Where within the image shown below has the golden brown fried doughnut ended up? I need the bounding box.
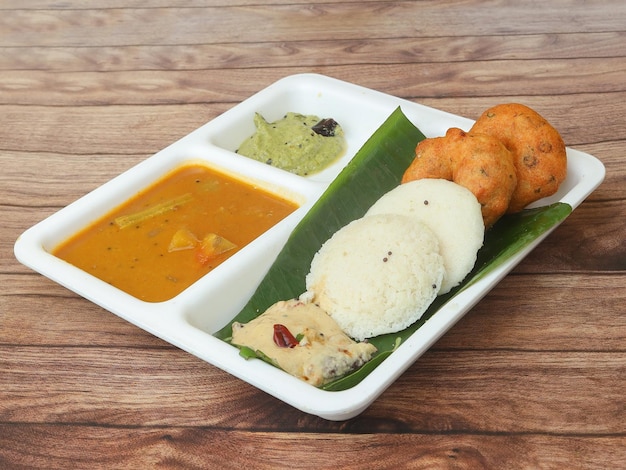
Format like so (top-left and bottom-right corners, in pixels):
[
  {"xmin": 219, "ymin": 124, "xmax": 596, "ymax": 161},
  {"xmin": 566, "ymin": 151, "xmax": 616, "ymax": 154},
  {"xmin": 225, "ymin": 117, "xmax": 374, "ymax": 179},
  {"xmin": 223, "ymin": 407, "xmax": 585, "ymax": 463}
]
[
  {"xmin": 402, "ymin": 128, "xmax": 517, "ymax": 227},
  {"xmin": 470, "ymin": 103, "xmax": 567, "ymax": 213}
]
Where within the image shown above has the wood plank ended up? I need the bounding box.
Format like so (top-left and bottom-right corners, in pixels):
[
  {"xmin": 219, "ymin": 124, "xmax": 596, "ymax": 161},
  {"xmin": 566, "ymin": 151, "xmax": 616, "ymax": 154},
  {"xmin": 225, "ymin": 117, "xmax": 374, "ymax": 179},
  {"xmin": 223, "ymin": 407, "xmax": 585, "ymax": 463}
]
[
  {"xmin": 0, "ymin": 425, "xmax": 624, "ymax": 470},
  {"xmin": 1, "ymin": 0, "xmax": 386, "ymax": 9},
  {"xmin": 1, "ymin": 90, "xmax": 625, "ymax": 155},
  {"xmin": 0, "ymin": 105, "xmax": 229, "ymax": 155},
  {"xmin": 0, "ymin": 345, "xmax": 623, "ymax": 433},
  {"xmin": 3, "ymin": 3, "xmax": 625, "ymax": 48},
  {"xmin": 2, "ymin": 58, "xmax": 626, "ymax": 107},
  {"xmin": 434, "ymin": 273, "xmax": 626, "ymax": 351},
  {"xmin": 372, "ymin": 349, "xmax": 625, "ymax": 435},
  {"xmin": 515, "ymin": 200, "xmax": 626, "ymax": 273},
  {"xmin": 0, "ymin": 287, "xmax": 164, "ymax": 347},
  {"xmin": 2, "ymin": 32, "xmax": 625, "ymax": 72}
]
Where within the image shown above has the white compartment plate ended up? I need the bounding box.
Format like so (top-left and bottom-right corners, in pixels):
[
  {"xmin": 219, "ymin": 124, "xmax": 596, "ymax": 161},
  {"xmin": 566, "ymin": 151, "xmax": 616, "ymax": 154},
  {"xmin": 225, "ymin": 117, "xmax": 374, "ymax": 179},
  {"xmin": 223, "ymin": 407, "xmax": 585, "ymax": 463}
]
[{"xmin": 14, "ymin": 74, "xmax": 605, "ymax": 420}]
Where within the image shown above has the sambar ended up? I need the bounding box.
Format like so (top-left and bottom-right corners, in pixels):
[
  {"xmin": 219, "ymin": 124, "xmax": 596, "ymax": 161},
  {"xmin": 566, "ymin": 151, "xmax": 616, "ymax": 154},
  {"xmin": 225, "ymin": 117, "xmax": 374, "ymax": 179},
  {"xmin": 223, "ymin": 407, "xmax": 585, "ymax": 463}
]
[{"xmin": 53, "ymin": 162, "xmax": 299, "ymax": 302}]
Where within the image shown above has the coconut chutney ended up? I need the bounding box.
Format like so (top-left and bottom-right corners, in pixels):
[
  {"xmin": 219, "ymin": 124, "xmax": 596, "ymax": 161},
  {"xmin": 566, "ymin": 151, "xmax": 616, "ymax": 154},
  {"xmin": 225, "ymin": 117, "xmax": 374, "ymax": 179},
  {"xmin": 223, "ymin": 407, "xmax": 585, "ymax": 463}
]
[{"xmin": 236, "ymin": 112, "xmax": 346, "ymax": 176}]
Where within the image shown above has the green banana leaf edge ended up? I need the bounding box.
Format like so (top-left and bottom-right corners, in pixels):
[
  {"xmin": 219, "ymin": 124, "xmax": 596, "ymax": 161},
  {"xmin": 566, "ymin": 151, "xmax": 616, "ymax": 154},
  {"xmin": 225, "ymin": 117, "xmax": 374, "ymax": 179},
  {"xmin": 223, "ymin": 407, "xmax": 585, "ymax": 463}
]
[{"xmin": 214, "ymin": 106, "xmax": 572, "ymax": 391}]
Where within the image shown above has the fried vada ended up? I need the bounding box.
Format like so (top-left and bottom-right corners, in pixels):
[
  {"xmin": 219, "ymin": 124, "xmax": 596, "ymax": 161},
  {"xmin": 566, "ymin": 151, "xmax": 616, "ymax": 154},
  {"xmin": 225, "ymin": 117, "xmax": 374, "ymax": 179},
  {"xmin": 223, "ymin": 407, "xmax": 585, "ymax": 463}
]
[
  {"xmin": 401, "ymin": 133, "xmax": 454, "ymax": 181},
  {"xmin": 402, "ymin": 128, "xmax": 517, "ymax": 227},
  {"xmin": 470, "ymin": 103, "xmax": 567, "ymax": 213}
]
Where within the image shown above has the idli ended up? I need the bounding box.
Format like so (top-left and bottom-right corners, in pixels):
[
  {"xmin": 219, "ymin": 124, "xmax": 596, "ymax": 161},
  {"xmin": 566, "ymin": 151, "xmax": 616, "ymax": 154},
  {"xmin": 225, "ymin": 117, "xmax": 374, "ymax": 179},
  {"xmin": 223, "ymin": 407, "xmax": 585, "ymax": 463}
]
[
  {"xmin": 366, "ymin": 179, "xmax": 484, "ymax": 294},
  {"xmin": 305, "ymin": 213, "xmax": 444, "ymax": 341}
]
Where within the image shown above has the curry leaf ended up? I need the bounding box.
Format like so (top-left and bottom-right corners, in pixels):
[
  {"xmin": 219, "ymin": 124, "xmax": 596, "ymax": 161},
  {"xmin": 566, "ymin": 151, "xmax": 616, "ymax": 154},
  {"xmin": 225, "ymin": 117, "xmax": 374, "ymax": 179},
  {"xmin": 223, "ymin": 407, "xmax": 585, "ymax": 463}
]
[{"xmin": 238, "ymin": 346, "xmax": 258, "ymax": 360}]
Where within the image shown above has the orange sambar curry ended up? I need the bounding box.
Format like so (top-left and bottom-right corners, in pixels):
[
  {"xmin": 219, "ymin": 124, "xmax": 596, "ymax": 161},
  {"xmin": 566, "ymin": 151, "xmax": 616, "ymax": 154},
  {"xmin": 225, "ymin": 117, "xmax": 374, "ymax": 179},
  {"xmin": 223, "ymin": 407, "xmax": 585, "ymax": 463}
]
[{"xmin": 53, "ymin": 163, "xmax": 299, "ymax": 302}]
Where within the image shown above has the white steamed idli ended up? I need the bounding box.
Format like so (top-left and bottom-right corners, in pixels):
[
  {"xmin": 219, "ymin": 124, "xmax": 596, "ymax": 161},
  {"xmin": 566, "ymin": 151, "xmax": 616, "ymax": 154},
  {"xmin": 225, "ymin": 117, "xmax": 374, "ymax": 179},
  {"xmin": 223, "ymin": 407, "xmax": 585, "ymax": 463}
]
[
  {"xmin": 304, "ymin": 213, "xmax": 444, "ymax": 341},
  {"xmin": 366, "ymin": 178, "xmax": 484, "ymax": 294}
]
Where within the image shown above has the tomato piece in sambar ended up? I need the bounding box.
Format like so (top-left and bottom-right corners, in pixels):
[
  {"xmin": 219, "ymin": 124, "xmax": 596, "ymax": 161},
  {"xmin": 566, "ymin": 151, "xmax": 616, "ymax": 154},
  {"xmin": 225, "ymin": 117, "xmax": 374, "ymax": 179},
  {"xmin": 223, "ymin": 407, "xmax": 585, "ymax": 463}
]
[{"xmin": 53, "ymin": 163, "xmax": 299, "ymax": 302}]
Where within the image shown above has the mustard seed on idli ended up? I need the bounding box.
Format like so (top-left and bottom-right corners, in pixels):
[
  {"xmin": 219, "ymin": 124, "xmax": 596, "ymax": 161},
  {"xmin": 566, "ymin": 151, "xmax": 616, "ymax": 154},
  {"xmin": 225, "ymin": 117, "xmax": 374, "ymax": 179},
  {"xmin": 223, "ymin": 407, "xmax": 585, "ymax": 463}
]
[
  {"xmin": 366, "ymin": 179, "xmax": 484, "ymax": 294},
  {"xmin": 305, "ymin": 213, "xmax": 444, "ymax": 341}
]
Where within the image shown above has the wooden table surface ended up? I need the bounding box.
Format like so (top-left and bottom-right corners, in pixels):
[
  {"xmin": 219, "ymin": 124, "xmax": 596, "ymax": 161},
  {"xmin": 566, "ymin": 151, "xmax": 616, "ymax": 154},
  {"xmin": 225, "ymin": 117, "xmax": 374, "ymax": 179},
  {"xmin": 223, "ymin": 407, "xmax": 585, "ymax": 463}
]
[{"xmin": 1, "ymin": 1, "xmax": 624, "ymax": 468}]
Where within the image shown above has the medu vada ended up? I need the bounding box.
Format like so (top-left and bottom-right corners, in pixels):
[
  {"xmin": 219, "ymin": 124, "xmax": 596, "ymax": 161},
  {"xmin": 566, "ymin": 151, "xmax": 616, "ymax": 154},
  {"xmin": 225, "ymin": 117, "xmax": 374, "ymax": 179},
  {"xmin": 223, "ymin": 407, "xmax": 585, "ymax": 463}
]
[
  {"xmin": 470, "ymin": 103, "xmax": 567, "ymax": 213},
  {"xmin": 402, "ymin": 127, "xmax": 517, "ymax": 228}
]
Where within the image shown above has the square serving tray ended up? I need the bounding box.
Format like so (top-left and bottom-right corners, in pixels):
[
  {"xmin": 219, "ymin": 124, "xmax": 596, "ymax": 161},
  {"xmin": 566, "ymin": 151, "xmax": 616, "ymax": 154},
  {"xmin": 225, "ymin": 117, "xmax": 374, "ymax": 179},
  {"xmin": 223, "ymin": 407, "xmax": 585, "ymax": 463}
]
[{"xmin": 14, "ymin": 74, "xmax": 605, "ymax": 420}]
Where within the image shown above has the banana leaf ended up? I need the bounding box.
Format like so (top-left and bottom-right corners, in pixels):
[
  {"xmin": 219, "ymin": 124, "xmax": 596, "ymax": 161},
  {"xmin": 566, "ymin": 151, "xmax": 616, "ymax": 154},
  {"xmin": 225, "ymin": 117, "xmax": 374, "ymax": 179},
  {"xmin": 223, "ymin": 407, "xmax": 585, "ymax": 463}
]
[{"xmin": 214, "ymin": 106, "xmax": 572, "ymax": 391}]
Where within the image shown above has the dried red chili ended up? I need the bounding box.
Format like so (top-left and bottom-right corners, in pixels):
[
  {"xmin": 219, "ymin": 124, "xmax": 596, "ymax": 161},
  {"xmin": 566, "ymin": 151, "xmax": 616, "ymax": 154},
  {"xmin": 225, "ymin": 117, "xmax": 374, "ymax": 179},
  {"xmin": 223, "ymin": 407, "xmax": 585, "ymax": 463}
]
[{"xmin": 273, "ymin": 324, "xmax": 299, "ymax": 348}]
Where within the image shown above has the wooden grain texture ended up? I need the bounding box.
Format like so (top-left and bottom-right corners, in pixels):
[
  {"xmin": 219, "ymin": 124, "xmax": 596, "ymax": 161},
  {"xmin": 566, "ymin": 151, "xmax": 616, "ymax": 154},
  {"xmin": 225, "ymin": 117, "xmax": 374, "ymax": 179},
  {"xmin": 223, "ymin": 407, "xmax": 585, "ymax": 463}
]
[
  {"xmin": 2, "ymin": 59, "xmax": 625, "ymax": 107},
  {"xmin": 4, "ymin": 2, "xmax": 625, "ymax": 48},
  {"xmin": 1, "ymin": 425, "xmax": 622, "ymax": 470},
  {"xmin": 1, "ymin": 1, "xmax": 624, "ymax": 468}
]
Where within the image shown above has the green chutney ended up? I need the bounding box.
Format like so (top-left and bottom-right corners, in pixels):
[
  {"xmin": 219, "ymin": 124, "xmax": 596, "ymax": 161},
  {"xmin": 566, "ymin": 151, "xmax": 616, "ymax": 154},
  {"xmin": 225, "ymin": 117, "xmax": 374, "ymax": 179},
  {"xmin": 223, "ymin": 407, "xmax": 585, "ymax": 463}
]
[{"xmin": 236, "ymin": 112, "xmax": 346, "ymax": 176}]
